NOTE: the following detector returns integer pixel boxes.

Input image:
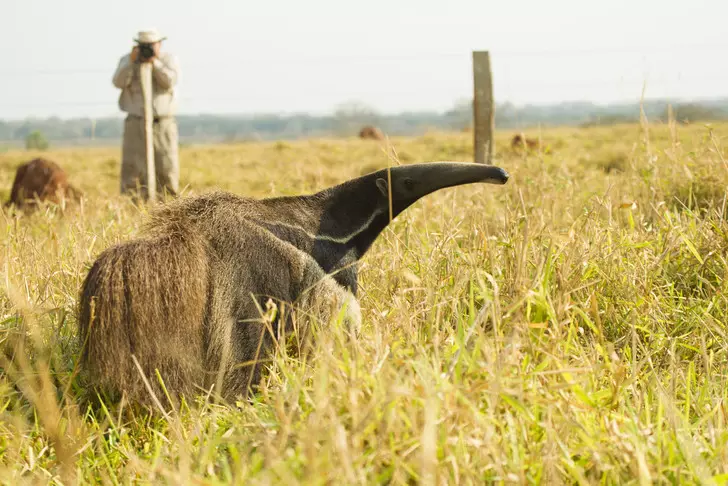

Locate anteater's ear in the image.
[376,178,389,196]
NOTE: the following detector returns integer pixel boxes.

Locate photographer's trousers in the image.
[121,114,179,199]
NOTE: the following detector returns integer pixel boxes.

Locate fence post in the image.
[140,62,156,202]
[473,51,495,164]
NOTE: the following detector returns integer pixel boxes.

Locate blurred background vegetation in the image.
[2,98,727,147]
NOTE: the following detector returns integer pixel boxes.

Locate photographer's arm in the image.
[112,53,135,89]
[152,55,179,90]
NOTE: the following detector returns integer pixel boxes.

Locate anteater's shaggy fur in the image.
[79,192,360,407]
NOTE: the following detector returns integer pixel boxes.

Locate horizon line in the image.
[3,94,727,123]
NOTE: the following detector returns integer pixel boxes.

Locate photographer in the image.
[112,29,180,200]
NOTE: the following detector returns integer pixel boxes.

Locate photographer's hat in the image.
[133,29,166,44]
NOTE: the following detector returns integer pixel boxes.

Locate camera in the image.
[137,43,155,61]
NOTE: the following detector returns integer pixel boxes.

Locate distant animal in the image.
[78,162,510,408]
[4,158,81,211]
[511,133,539,151]
[359,125,385,140]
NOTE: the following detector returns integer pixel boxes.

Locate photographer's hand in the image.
[131,46,140,62]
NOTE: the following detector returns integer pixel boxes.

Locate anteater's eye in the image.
[403,178,414,190]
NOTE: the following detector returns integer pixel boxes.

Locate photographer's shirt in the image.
[112,52,179,118]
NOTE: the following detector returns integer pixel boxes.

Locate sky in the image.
[1,0,727,120]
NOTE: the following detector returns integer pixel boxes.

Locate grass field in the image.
[1,120,728,484]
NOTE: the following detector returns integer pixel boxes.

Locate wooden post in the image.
[473,51,495,164]
[139,62,156,202]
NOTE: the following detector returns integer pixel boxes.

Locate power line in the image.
[1,42,726,77]
[1,76,721,111]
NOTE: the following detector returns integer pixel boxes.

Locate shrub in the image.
[25,130,49,151]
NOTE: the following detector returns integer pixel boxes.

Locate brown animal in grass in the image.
[78,162,510,409]
[358,125,385,140]
[5,158,81,210]
[511,133,539,151]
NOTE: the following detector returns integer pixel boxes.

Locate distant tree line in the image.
[1,98,727,146]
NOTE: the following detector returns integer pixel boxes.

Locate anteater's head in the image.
[310,161,510,270]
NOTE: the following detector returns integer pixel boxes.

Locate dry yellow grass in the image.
[1,121,728,484]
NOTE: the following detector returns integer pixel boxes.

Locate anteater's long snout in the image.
[397,162,511,191]
[483,165,510,185]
